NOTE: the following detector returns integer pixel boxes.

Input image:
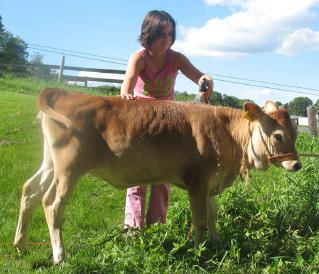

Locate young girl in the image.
[120,10,213,229]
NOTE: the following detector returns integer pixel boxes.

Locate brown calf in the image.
[14,88,301,264]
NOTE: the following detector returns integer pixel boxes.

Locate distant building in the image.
[298,117,309,126]
[290,115,305,126]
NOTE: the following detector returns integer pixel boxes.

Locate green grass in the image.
[1,76,319,273]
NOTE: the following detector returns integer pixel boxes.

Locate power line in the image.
[28,44,318,97]
[28,44,318,92]
[177,72,319,97]
[211,73,319,93]
[214,78,319,97]
[29,44,318,93]
[28,46,127,66]
[28,43,128,62]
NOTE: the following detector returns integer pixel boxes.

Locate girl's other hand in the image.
[120,92,135,100]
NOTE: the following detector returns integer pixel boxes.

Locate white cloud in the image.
[276,28,319,56]
[226,86,297,105]
[234,87,273,105]
[260,88,272,95]
[203,0,244,6]
[175,0,319,58]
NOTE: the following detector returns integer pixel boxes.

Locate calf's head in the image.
[244,101,301,172]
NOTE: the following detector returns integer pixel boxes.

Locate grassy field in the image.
[0,76,319,273]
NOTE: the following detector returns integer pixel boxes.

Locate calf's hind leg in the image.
[14,137,53,253]
[42,171,79,264]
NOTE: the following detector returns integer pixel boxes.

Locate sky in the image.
[1,0,319,105]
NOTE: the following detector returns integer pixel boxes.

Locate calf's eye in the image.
[274,134,283,142]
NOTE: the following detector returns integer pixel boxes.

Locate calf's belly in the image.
[89,160,187,189]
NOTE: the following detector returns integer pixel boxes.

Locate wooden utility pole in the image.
[307,105,318,136]
[58,55,65,83]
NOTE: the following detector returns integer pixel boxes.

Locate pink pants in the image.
[124,184,171,229]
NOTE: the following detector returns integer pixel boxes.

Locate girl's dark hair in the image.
[139,10,176,49]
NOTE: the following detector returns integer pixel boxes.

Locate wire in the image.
[214,78,319,97]
[177,73,319,98]
[29,44,318,93]
[27,46,127,66]
[27,45,319,97]
[211,73,319,93]
[28,43,128,62]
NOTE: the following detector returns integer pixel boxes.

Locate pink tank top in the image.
[134,49,178,100]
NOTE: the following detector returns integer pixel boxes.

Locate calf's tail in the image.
[37,88,73,129]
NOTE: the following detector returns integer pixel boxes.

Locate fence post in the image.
[307,105,318,136]
[58,55,65,83]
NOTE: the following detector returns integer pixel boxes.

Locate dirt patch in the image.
[6,128,21,134]
[0,139,19,146]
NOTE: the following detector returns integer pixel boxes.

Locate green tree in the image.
[0,15,28,73]
[175,91,195,101]
[209,91,223,105]
[28,52,52,78]
[275,101,283,108]
[208,91,252,108]
[94,85,120,96]
[222,94,243,109]
[0,16,4,32]
[288,97,313,116]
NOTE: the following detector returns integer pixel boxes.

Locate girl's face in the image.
[150,23,173,53]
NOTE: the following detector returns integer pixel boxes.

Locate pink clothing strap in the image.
[134,49,178,100]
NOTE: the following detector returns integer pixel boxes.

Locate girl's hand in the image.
[198,74,213,104]
[120,92,135,100]
[198,74,213,97]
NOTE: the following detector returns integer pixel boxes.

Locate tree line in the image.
[0,15,317,117]
[0,15,53,78]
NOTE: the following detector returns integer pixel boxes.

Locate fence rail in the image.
[63,75,123,84]
[0,58,126,86]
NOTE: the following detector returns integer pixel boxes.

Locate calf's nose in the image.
[293,162,302,172]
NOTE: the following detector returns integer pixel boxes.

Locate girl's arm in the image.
[120,51,144,100]
[174,51,213,97]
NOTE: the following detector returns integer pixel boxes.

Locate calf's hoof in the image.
[53,247,65,265]
[14,239,27,255]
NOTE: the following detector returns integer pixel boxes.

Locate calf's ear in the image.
[243,102,264,122]
[263,101,278,114]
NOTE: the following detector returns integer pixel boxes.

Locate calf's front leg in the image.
[188,185,208,248]
[207,195,218,241]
